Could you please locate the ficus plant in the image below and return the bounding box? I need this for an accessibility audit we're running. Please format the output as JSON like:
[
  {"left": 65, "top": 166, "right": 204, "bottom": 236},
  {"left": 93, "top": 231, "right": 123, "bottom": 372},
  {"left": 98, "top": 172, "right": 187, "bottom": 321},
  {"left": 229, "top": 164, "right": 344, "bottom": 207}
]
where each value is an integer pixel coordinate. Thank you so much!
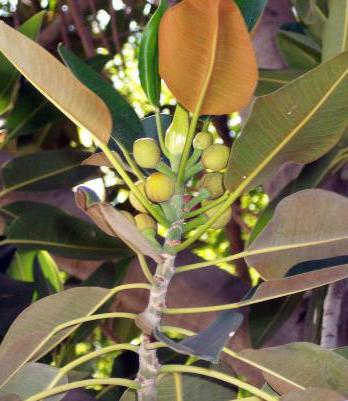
[{"left": 0, "top": 0, "right": 348, "bottom": 401}]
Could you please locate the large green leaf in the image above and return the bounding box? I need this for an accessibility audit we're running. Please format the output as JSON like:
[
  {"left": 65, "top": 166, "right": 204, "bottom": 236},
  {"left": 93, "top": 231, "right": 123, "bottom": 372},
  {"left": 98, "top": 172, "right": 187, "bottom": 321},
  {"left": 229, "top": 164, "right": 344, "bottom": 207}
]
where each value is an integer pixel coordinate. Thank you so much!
[
  {"left": 322, "top": 0, "right": 348, "bottom": 61},
  {"left": 121, "top": 373, "right": 237, "bottom": 401},
  {"left": 225, "top": 52, "right": 348, "bottom": 193},
  {"left": 0, "top": 12, "right": 45, "bottom": 115},
  {"left": 245, "top": 189, "right": 348, "bottom": 279},
  {"left": 58, "top": 46, "right": 144, "bottom": 152},
  {"left": 0, "top": 363, "right": 67, "bottom": 401},
  {"left": 1, "top": 202, "right": 131, "bottom": 260},
  {"left": 235, "top": 0, "right": 268, "bottom": 31},
  {"left": 139, "top": 0, "right": 168, "bottom": 105},
  {"left": 0, "top": 22, "right": 112, "bottom": 144},
  {"left": 255, "top": 69, "right": 303, "bottom": 96},
  {"left": 0, "top": 287, "right": 110, "bottom": 388},
  {"left": 276, "top": 30, "right": 321, "bottom": 69},
  {"left": 1, "top": 150, "right": 97, "bottom": 194},
  {"left": 5, "top": 83, "right": 62, "bottom": 140},
  {"left": 240, "top": 343, "right": 348, "bottom": 396}
]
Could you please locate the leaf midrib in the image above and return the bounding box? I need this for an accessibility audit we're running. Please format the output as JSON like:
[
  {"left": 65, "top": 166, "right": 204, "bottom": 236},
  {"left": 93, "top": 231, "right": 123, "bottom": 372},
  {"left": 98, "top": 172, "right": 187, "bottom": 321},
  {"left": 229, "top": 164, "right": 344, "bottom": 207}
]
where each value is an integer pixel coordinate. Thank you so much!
[{"left": 233, "top": 65, "right": 348, "bottom": 195}]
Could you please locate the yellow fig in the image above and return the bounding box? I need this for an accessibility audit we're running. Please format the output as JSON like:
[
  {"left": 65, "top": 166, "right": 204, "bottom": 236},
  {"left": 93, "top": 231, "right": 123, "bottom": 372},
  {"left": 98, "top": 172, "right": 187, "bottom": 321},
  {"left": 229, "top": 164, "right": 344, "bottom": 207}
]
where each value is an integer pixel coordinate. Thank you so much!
[
  {"left": 205, "top": 204, "right": 232, "bottom": 229},
  {"left": 202, "top": 144, "right": 230, "bottom": 171},
  {"left": 135, "top": 213, "right": 157, "bottom": 231},
  {"left": 129, "top": 181, "right": 148, "bottom": 213},
  {"left": 133, "top": 138, "right": 160, "bottom": 168},
  {"left": 199, "top": 172, "right": 225, "bottom": 199},
  {"left": 145, "top": 172, "right": 175, "bottom": 203},
  {"left": 193, "top": 131, "right": 213, "bottom": 150}
]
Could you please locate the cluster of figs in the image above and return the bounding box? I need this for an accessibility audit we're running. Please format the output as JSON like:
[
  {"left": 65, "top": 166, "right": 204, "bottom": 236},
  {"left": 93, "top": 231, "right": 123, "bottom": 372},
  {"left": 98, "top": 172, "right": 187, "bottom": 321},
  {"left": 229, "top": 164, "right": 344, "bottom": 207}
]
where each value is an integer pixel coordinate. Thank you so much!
[{"left": 125, "top": 127, "right": 232, "bottom": 235}]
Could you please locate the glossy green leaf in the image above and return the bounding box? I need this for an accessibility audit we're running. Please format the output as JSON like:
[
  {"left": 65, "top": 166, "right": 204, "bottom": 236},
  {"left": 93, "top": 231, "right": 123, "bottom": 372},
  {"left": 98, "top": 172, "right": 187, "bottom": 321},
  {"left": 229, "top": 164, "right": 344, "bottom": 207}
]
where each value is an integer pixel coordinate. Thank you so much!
[
  {"left": 225, "top": 52, "right": 348, "bottom": 193},
  {"left": 5, "top": 83, "right": 62, "bottom": 139},
  {"left": 280, "top": 388, "right": 346, "bottom": 401},
  {"left": 235, "top": 0, "right": 268, "bottom": 31},
  {"left": 139, "top": 0, "right": 168, "bottom": 105},
  {"left": 322, "top": 0, "right": 348, "bottom": 61},
  {"left": 33, "top": 256, "right": 57, "bottom": 299},
  {"left": 0, "top": 363, "right": 67, "bottom": 401},
  {"left": 0, "top": 287, "right": 110, "bottom": 388},
  {"left": 240, "top": 343, "right": 348, "bottom": 396},
  {"left": 0, "top": 12, "right": 45, "bottom": 115},
  {"left": 142, "top": 114, "right": 172, "bottom": 139},
  {"left": 277, "top": 30, "right": 321, "bottom": 69},
  {"left": 121, "top": 373, "right": 237, "bottom": 401},
  {"left": 1, "top": 150, "right": 97, "bottom": 194},
  {"left": 255, "top": 69, "right": 303, "bottom": 96},
  {"left": 58, "top": 45, "right": 144, "bottom": 152},
  {"left": 245, "top": 189, "right": 348, "bottom": 279},
  {"left": 155, "top": 311, "right": 243, "bottom": 362},
  {"left": 2, "top": 202, "right": 131, "bottom": 260}
]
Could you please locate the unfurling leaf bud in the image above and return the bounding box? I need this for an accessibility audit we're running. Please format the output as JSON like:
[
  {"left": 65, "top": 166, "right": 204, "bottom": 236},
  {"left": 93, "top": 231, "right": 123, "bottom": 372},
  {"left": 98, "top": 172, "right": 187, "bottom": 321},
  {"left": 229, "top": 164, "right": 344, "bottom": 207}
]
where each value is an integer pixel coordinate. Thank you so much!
[
  {"left": 165, "top": 104, "right": 189, "bottom": 155},
  {"left": 204, "top": 204, "right": 232, "bottom": 229},
  {"left": 199, "top": 172, "right": 225, "bottom": 199},
  {"left": 145, "top": 172, "right": 175, "bottom": 203},
  {"left": 135, "top": 213, "right": 157, "bottom": 232},
  {"left": 202, "top": 144, "right": 230, "bottom": 171},
  {"left": 133, "top": 138, "right": 161, "bottom": 168},
  {"left": 193, "top": 131, "right": 213, "bottom": 150},
  {"left": 129, "top": 181, "right": 148, "bottom": 213}
]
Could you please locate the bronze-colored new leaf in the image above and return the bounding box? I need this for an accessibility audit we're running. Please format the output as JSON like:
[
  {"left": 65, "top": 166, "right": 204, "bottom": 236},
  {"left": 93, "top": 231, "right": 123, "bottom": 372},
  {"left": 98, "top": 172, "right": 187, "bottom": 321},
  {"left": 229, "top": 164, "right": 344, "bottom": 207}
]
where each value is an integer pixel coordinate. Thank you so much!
[
  {"left": 0, "top": 22, "right": 112, "bottom": 144},
  {"left": 159, "top": 0, "right": 258, "bottom": 115}
]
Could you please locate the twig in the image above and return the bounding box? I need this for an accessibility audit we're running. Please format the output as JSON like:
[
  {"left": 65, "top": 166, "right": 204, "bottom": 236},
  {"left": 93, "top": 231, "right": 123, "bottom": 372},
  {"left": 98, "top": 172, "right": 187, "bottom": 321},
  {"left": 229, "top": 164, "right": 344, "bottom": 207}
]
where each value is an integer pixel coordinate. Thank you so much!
[{"left": 67, "top": 0, "right": 96, "bottom": 57}]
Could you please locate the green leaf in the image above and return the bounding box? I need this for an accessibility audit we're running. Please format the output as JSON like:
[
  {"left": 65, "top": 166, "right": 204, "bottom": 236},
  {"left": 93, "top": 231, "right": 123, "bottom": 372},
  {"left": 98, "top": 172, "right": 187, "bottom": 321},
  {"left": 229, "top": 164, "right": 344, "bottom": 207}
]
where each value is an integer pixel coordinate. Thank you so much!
[
  {"left": 0, "top": 362, "right": 67, "bottom": 401},
  {"left": 322, "top": 0, "right": 348, "bottom": 61},
  {"left": 235, "top": 0, "right": 268, "bottom": 31},
  {"left": 255, "top": 69, "right": 304, "bottom": 96},
  {"left": 245, "top": 189, "right": 348, "bottom": 279},
  {"left": 277, "top": 30, "right": 321, "bottom": 69},
  {"left": 58, "top": 45, "right": 144, "bottom": 152},
  {"left": 0, "top": 150, "right": 97, "bottom": 194},
  {"left": 0, "top": 12, "right": 45, "bottom": 115},
  {"left": 155, "top": 311, "right": 243, "bottom": 363},
  {"left": 2, "top": 202, "right": 131, "bottom": 260},
  {"left": 225, "top": 52, "right": 348, "bottom": 193},
  {"left": 142, "top": 114, "right": 172, "bottom": 138},
  {"left": 5, "top": 83, "right": 62, "bottom": 140},
  {"left": 33, "top": 256, "right": 57, "bottom": 299},
  {"left": 139, "top": 0, "right": 168, "bottom": 105},
  {"left": 280, "top": 388, "right": 346, "bottom": 401},
  {"left": 239, "top": 343, "right": 348, "bottom": 396},
  {"left": 0, "top": 287, "right": 110, "bottom": 388},
  {"left": 121, "top": 373, "right": 237, "bottom": 401}
]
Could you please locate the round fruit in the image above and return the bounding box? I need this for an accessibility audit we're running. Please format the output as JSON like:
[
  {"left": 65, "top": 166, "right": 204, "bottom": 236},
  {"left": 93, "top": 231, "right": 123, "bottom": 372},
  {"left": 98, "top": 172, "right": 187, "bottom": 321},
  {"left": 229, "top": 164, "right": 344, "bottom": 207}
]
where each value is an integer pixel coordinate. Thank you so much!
[
  {"left": 200, "top": 172, "right": 225, "bottom": 199},
  {"left": 133, "top": 138, "right": 160, "bottom": 169},
  {"left": 202, "top": 144, "right": 230, "bottom": 171},
  {"left": 120, "top": 210, "right": 136, "bottom": 224},
  {"left": 205, "top": 205, "right": 232, "bottom": 229},
  {"left": 129, "top": 181, "right": 148, "bottom": 213},
  {"left": 135, "top": 213, "right": 157, "bottom": 231},
  {"left": 193, "top": 131, "right": 213, "bottom": 150},
  {"left": 145, "top": 172, "right": 175, "bottom": 203}
]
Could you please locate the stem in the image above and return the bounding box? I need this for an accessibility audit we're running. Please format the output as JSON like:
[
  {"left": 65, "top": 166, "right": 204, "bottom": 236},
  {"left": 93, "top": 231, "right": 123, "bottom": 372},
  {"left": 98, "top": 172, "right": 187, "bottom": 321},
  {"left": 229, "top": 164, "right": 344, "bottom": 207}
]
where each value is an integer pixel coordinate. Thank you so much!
[
  {"left": 186, "top": 149, "right": 202, "bottom": 169},
  {"left": 176, "top": 110, "right": 200, "bottom": 187},
  {"left": 183, "top": 215, "right": 208, "bottom": 233},
  {"left": 156, "top": 161, "right": 176, "bottom": 179},
  {"left": 184, "top": 162, "right": 203, "bottom": 181},
  {"left": 184, "top": 192, "right": 229, "bottom": 218},
  {"left": 160, "top": 366, "right": 278, "bottom": 401},
  {"left": 47, "top": 344, "right": 138, "bottom": 389},
  {"left": 118, "top": 142, "right": 146, "bottom": 183},
  {"left": 138, "top": 254, "right": 155, "bottom": 284},
  {"left": 24, "top": 379, "right": 138, "bottom": 401},
  {"left": 95, "top": 139, "right": 169, "bottom": 227},
  {"left": 155, "top": 108, "right": 170, "bottom": 159}
]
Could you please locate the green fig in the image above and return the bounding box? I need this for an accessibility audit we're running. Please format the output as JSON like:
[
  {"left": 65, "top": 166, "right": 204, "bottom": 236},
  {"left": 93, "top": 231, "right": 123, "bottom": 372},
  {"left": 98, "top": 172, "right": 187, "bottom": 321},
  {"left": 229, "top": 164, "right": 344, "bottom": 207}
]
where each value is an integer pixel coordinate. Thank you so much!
[
  {"left": 202, "top": 144, "right": 230, "bottom": 171},
  {"left": 133, "top": 138, "right": 160, "bottom": 168},
  {"left": 193, "top": 131, "right": 213, "bottom": 150},
  {"left": 199, "top": 172, "right": 225, "bottom": 199}
]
